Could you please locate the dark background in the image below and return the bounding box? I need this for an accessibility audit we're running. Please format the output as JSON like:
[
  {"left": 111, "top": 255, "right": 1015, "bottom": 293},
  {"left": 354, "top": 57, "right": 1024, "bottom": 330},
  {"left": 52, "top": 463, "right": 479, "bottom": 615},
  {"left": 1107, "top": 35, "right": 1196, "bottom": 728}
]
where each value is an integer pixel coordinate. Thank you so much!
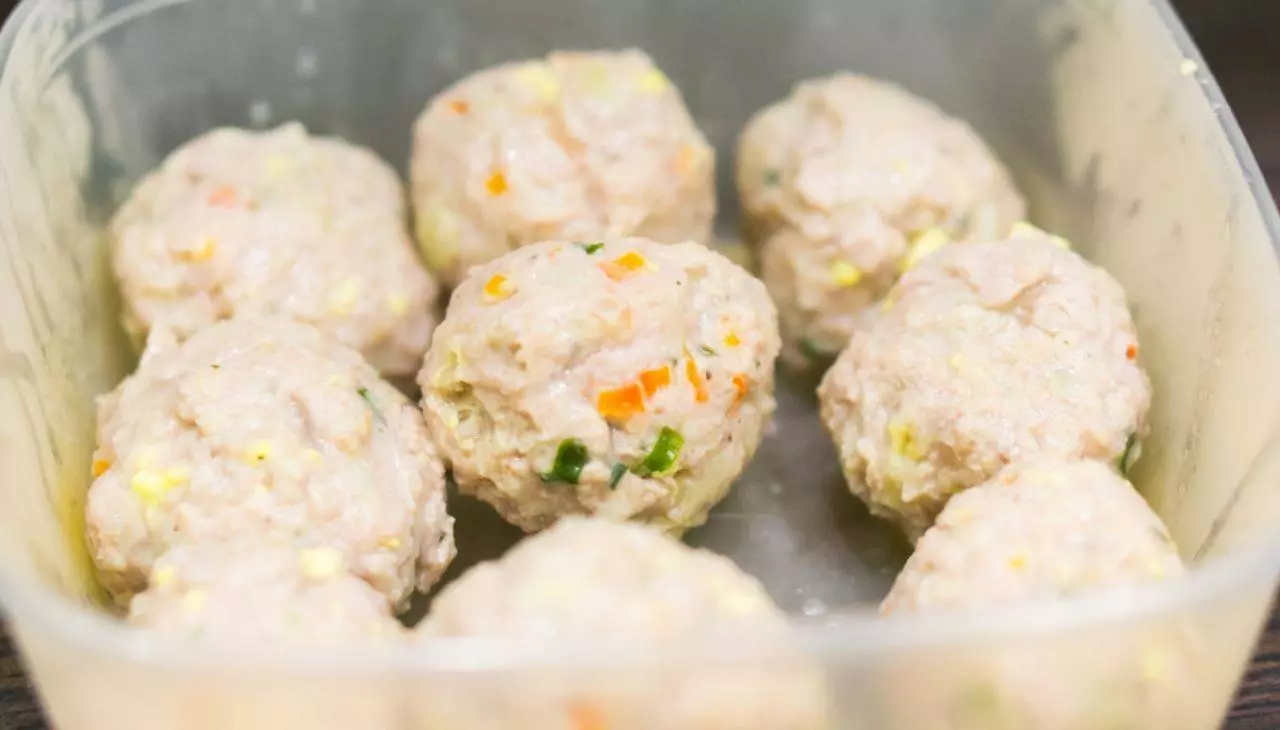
[{"left": 1, "top": 0, "right": 1280, "bottom": 728}]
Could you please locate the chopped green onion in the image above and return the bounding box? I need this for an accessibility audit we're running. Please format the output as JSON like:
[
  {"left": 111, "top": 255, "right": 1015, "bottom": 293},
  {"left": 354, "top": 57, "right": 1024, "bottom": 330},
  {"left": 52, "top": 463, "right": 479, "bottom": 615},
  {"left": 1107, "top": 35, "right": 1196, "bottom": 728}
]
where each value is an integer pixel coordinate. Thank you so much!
[
  {"left": 575, "top": 242, "right": 605, "bottom": 255},
  {"left": 609, "top": 463, "right": 627, "bottom": 489},
  {"left": 357, "top": 387, "right": 385, "bottom": 425},
  {"left": 762, "top": 169, "right": 781, "bottom": 186},
  {"left": 542, "top": 438, "right": 589, "bottom": 485},
  {"left": 632, "top": 427, "right": 684, "bottom": 477},
  {"left": 1118, "top": 433, "right": 1139, "bottom": 477},
  {"left": 697, "top": 345, "right": 717, "bottom": 357},
  {"left": 799, "top": 337, "right": 832, "bottom": 362}
]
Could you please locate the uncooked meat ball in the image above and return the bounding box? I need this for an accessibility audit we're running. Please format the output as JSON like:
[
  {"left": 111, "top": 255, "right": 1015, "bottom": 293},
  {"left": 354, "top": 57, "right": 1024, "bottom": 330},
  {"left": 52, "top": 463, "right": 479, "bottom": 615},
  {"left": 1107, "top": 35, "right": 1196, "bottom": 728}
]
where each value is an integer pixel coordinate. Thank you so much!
[
  {"left": 415, "top": 518, "right": 827, "bottom": 730},
  {"left": 110, "top": 122, "right": 437, "bottom": 377},
  {"left": 818, "top": 229, "right": 1150, "bottom": 539},
  {"left": 738, "top": 73, "right": 1025, "bottom": 367},
  {"left": 410, "top": 49, "right": 715, "bottom": 286},
  {"left": 128, "top": 539, "right": 401, "bottom": 643},
  {"left": 86, "top": 317, "right": 455, "bottom": 607},
  {"left": 419, "top": 238, "right": 779, "bottom": 534},
  {"left": 881, "top": 459, "right": 1183, "bottom": 615}
]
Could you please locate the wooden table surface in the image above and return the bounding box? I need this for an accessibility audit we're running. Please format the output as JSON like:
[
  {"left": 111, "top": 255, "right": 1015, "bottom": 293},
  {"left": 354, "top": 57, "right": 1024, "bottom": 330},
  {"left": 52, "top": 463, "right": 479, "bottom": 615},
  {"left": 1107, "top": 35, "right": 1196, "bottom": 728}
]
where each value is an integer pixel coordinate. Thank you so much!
[{"left": 1, "top": 1, "right": 1279, "bottom": 728}]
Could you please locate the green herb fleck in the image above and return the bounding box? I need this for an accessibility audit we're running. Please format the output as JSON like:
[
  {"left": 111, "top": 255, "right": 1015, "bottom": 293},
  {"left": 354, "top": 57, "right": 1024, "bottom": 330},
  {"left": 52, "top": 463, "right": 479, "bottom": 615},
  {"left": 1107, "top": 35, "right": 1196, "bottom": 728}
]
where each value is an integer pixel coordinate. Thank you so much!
[
  {"left": 1118, "top": 433, "right": 1139, "bottom": 477},
  {"left": 799, "top": 337, "right": 832, "bottom": 362},
  {"left": 542, "top": 438, "right": 589, "bottom": 485},
  {"left": 697, "top": 345, "right": 718, "bottom": 357},
  {"left": 575, "top": 242, "right": 605, "bottom": 255},
  {"left": 609, "top": 463, "right": 627, "bottom": 489},
  {"left": 357, "top": 387, "right": 385, "bottom": 425},
  {"left": 632, "top": 427, "right": 684, "bottom": 477},
  {"left": 763, "top": 169, "right": 781, "bottom": 186}
]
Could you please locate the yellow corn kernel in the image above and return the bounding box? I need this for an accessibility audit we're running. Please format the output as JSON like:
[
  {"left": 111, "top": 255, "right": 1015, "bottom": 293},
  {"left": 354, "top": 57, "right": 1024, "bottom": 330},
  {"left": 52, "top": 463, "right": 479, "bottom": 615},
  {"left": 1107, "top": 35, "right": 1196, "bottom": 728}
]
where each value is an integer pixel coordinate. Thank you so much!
[
  {"left": 183, "top": 589, "right": 207, "bottom": 614},
  {"left": 723, "top": 331, "right": 741, "bottom": 348},
  {"left": 299, "top": 547, "right": 344, "bottom": 579},
  {"left": 177, "top": 237, "right": 217, "bottom": 262},
  {"left": 901, "top": 228, "right": 949, "bottom": 272},
  {"left": 639, "top": 68, "right": 669, "bottom": 94},
  {"left": 516, "top": 65, "right": 561, "bottom": 103},
  {"left": 131, "top": 467, "right": 188, "bottom": 506},
  {"left": 264, "top": 153, "right": 294, "bottom": 182},
  {"left": 600, "top": 251, "right": 648, "bottom": 281},
  {"left": 1008, "top": 554, "right": 1027, "bottom": 570},
  {"left": 415, "top": 203, "right": 460, "bottom": 272},
  {"left": 484, "top": 274, "right": 514, "bottom": 301},
  {"left": 151, "top": 565, "right": 176, "bottom": 588},
  {"left": 830, "top": 260, "right": 863, "bottom": 287},
  {"left": 386, "top": 293, "right": 409, "bottom": 315},
  {"left": 246, "top": 440, "right": 273, "bottom": 463},
  {"left": 328, "top": 278, "right": 362, "bottom": 315},
  {"left": 485, "top": 171, "right": 509, "bottom": 196},
  {"left": 1012, "top": 220, "right": 1071, "bottom": 249},
  {"left": 888, "top": 418, "right": 924, "bottom": 461},
  {"left": 379, "top": 537, "right": 402, "bottom": 550},
  {"left": 948, "top": 353, "right": 965, "bottom": 372}
]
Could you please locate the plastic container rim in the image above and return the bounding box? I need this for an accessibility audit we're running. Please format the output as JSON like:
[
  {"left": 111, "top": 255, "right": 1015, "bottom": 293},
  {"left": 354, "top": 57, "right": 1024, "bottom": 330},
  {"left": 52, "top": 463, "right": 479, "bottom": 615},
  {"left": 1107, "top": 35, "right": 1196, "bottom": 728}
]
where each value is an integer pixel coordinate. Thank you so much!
[{"left": 0, "top": 0, "right": 1278, "bottom": 674}]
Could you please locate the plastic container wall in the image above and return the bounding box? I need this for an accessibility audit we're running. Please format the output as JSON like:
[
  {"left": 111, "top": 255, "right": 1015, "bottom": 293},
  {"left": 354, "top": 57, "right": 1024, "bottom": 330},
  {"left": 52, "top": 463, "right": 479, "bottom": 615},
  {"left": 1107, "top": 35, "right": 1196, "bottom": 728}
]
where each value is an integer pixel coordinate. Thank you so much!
[{"left": 2, "top": 0, "right": 1280, "bottom": 728}]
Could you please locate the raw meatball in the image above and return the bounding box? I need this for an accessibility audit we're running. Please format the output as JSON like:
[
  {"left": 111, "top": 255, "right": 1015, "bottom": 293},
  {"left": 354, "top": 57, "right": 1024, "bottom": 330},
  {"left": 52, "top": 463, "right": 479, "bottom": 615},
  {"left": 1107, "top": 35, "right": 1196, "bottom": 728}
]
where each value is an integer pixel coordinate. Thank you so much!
[
  {"left": 86, "top": 317, "right": 455, "bottom": 607},
  {"left": 737, "top": 73, "right": 1025, "bottom": 367},
  {"left": 881, "top": 459, "right": 1183, "bottom": 614},
  {"left": 419, "top": 238, "right": 779, "bottom": 533},
  {"left": 818, "top": 229, "right": 1150, "bottom": 539},
  {"left": 415, "top": 518, "right": 827, "bottom": 730},
  {"left": 410, "top": 49, "right": 715, "bottom": 286},
  {"left": 878, "top": 462, "right": 1202, "bottom": 730},
  {"left": 110, "top": 122, "right": 437, "bottom": 377},
  {"left": 129, "top": 539, "right": 401, "bottom": 643}
]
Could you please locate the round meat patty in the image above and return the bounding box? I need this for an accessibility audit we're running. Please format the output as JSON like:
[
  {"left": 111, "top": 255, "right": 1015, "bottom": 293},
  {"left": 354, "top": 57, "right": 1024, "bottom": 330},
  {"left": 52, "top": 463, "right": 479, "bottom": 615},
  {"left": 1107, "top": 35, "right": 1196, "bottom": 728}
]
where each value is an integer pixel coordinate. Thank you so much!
[
  {"left": 128, "top": 539, "right": 401, "bottom": 643},
  {"left": 737, "top": 73, "right": 1025, "bottom": 368},
  {"left": 86, "top": 317, "right": 455, "bottom": 607},
  {"left": 881, "top": 459, "right": 1183, "bottom": 615},
  {"left": 110, "top": 122, "right": 437, "bottom": 377},
  {"left": 818, "top": 228, "right": 1151, "bottom": 539},
  {"left": 410, "top": 49, "right": 715, "bottom": 286},
  {"left": 418, "top": 238, "right": 780, "bottom": 534},
  {"left": 415, "top": 518, "right": 827, "bottom": 730}
]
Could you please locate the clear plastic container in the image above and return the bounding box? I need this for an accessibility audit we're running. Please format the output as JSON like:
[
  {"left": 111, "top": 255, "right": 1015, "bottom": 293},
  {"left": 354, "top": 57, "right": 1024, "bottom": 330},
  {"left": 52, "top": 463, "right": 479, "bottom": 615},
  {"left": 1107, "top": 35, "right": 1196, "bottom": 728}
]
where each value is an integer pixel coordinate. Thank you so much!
[{"left": 2, "top": 0, "right": 1280, "bottom": 728}]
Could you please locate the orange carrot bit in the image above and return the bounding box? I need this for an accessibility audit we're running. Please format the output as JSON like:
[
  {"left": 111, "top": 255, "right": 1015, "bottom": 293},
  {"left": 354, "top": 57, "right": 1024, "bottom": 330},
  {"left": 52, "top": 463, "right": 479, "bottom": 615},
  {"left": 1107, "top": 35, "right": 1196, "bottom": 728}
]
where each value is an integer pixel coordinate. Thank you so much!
[
  {"left": 597, "top": 383, "right": 646, "bottom": 422},
  {"left": 483, "top": 274, "right": 513, "bottom": 301},
  {"left": 448, "top": 99, "right": 471, "bottom": 115},
  {"left": 599, "top": 251, "right": 648, "bottom": 282},
  {"left": 91, "top": 458, "right": 112, "bottom": 478},
  {"left": 485, "top": 171, "right": 509, "bottom": 196},
  {"left": 639, "top": 365, "right": 672, "bottom": 397},
  {"left": 206, "top": 186, "right": 238, "bottom": 208},
  {"left": 732, "top": 373, "right": 749, "bottom": 404},
  {"left": 1126, "top": 344, "right": 1139, "bottom": 361},
  {"left": 568, "top": 703, "right": 607, "bottom": 730},
  {"left": 685, "top": 358, "right": 709, "bottom": 404}
]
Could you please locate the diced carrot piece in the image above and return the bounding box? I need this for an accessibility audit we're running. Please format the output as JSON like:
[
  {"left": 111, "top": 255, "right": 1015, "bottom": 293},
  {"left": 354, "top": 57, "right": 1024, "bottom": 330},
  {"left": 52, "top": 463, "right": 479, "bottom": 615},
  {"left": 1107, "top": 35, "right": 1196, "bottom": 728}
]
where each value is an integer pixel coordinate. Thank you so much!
[
  {"left": 639, "top": 365, "right": 671, "bottom": 397},
  {"left": 1126, "top": 344, "right": 1138, "bottom": 361},
  {"left": 732, "top": 373, "right": 749, "bottom": 404},
  {"left": 569, "top": 703, "right": 607, "bottom": 730},
  {"left": 449, "top": 99, "right": 470, "bottom": 115},
  {"left": 597, "top": 383, "right": 645, "bottom": 421},
  {"left": 92, "top": 459, "right": 111, "bottom": 478},
  {"left": 599, "top": 251, "right": 647, "bottom": 281},
  {"left": 685, "top": 358, "right": 709, "bottom": 403},
  {"left": 206, "top": 186, "right": 238, "bottom": 208},
  {"left": 486, "top": 171, "right": 509, "bottom": 196}
]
